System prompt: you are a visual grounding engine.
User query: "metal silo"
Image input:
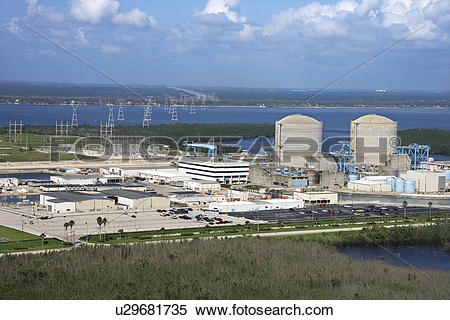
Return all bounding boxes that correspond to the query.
[350,114,397,166]
[275,114,323,167]
[404,180,416,194]
[395,178,405,192]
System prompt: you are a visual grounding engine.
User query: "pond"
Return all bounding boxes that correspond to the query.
[338,245,450,272]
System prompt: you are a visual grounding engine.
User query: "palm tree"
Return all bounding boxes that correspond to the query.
[402,200,408,220]
[64,222,69,241]
[97,217,103,241]
[40,233,46,246]
[428,201,432,223]
[68,220,75,242]
[102,218,107,242]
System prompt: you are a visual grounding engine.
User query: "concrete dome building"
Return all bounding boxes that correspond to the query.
[350,114,397,166]
[275,114,323,167]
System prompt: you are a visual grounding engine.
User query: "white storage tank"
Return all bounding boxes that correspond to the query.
[275,114,323,167]
[395,178,405,192]
[404,180,416,194]
[350,114,397,166]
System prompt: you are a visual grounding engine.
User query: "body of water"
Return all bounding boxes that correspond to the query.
[0,173,53,180]
[338,245,450,271]
[1,105,450,135]
[0,195,39,203]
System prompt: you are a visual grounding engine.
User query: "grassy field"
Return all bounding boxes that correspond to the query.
[0,238,69,254]
[0,225,38,241]
[0,133,95,162]
[0,237,448,299]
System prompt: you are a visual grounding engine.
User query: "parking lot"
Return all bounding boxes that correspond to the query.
[0,205,250,241]
[226,204,448,223]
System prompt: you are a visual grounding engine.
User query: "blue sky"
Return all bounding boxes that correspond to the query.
[0,0,449,90]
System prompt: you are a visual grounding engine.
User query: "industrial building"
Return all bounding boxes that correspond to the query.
[50,174,123,185]
[0,177,19,187]
[178,158,249,184]
[183,179,221,192]
[275,114,323,167]
[208,199,304,213]
[350,114,397,166]
[99,189,170,210]
[40,192,117,213]
[347,176,393,192]
[138,168,191,184]
[400,171,446,193]
[293,191,338,204]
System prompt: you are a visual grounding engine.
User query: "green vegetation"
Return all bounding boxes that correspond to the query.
[398,129,450,155]
[0,133,95,162]
[81,214,448,245]
[0,237,448,299]
[275,221,450,247]
[0,238,69,254]
[0,225,38,241]
[0,123,275,141]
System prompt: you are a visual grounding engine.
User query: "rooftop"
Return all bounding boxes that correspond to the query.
[99,189,157,199]
[43,191,107,202]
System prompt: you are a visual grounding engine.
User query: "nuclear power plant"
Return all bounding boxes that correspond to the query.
[249,113,447,195]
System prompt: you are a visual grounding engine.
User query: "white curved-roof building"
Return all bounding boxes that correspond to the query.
[351,114,398,166]
[275,114,323,167]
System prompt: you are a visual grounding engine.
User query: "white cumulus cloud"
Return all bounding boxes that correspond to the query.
[112,8,158,27]
[70,0,119,24]
[198,0,247,23]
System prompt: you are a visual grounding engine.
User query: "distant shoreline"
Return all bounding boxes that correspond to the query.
[0,103,449,109]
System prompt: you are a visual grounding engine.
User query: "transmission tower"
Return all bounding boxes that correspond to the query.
[8,120,23,142]
[117,106,124,121]
[71,104,78,127]
[190,97,196,115]
[55,121,69,137]
[171,107,178,121]
[164,96,169,109]
[107,106,115,128]
[142,105,152,127]
[100,122,113,139]
[200,96,206,111]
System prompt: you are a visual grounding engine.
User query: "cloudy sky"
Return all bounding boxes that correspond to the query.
[0,0,449,89]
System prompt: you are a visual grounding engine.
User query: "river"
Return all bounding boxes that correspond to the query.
[338,245,450,271]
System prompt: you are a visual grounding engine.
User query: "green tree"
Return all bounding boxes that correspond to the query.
[402,200,408,220]
[39,233,46,246]
[97,217,103,241]
[428,202,433,223]
[63,222,69,242]
[68,220,75,242]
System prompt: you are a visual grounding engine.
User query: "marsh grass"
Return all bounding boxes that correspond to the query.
[0,237,448,299]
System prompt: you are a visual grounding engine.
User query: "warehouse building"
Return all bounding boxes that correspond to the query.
[293,191,338,205]
[107,166,173,178]
[40,192,117,213]
[400,171,446,193]
[99,189,170,210]
[183,179,221,192]
[208,199,304,213]
[178,158,249,184]
[347,176,393,192]
[50,174,123,185]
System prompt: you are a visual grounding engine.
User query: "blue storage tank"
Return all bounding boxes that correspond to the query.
[404,180,416,194]
[386,177,395,191]
[395,178,405,193]
[445,170,450,180]
[349,174,358,181]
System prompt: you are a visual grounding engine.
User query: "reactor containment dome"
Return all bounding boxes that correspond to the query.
[275,114,323,167]
[350,114,397,166]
